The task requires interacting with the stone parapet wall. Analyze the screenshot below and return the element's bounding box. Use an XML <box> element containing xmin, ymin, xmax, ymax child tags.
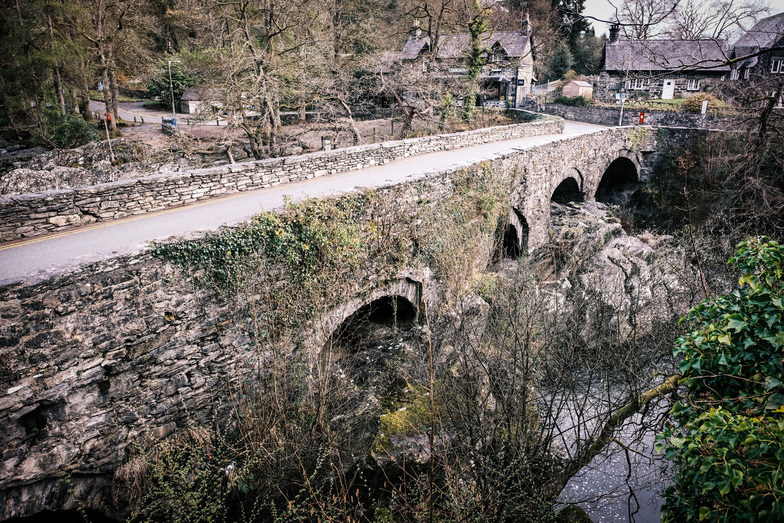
<box><xmin>0</xmin><ymin>126</ymin><xmax>685</xmax><ymax>520</ymax></box>
<box><xmin>0</xmin><ymin>119</ymin><xmax>563</xmax><ymax>243</ymax></box>
<box><xmin>537</xmin><ymin>103</ymin><xmax>748</xmax><ymax>129</ymax></box>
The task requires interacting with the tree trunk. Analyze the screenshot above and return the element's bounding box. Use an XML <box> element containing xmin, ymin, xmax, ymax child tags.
<box><xmin>338</xmin><ymin>99</ymin><xmax>363</xmax><ymax>145</ymax></box>
<box><xmin>47</xmin><ymin>13</ymin><xmax>66</xmax><ymax>116</ymax></box>
<box><xmin>79</xmin><ymin>63</ymin><xmax>91</xmax><ymax>119</ymax></box>
<box><xmin>107</xmin><ymin>45</ymin><xmax>120</xmax><ymax>124</ymax></box>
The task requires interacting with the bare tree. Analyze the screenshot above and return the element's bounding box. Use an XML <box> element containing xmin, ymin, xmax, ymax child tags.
<box><xmin>665</xmin><ymin>0</ymin><xmax>770</xmax><ymax>40</ymax></box>
<box><xmin>615</xmin><ymin>0</ymin><xmax>678</xmax><ymax>39</ymax></box>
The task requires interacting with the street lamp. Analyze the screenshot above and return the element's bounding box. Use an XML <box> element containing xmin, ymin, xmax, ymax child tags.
<box><xmin>168</xmin><ymin>60</ymin><xmax>182</xmax><ymax>124</ymax></box>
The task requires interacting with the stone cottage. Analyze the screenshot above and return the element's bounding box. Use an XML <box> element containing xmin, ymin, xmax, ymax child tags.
<box><xmin>729</xmin><ymin>12</ymin><xmax>784</xmax><ymax>82</ymax></box>
<box><xmin>398</xmin><ymin>18</ymin><xmax>535</xmax><ymax>108</ymax></box>
<box><xmin>599</xmin><ymin>25</ymin><xmax>730</xmax><ymax>100</ymax></box>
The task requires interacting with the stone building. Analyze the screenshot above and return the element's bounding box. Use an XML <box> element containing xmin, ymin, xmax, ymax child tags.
<box><xmin>730</xmin><ymin>13</ymin><xmax>784</xmax><ymax>80</ymax></box>
<box><xmin>397</xmin><ymin>18</ymin><xmax>535</xmax><ymax>108</ymax></box>
<box><xmin>599</xmin><ymin>25</ymin><xmax>730</xmax><ymax>100</ymax></box>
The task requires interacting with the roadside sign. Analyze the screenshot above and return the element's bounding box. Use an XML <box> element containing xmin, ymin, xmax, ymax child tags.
<box><xmin>701</xmin><ymin>100</ymin><xmax>709</xmax><ymax>115</ymax></box>
<box><xmin>639</xmin><ymin>112</ymin><xmax>645</xmax><ymax>124</ymax></box>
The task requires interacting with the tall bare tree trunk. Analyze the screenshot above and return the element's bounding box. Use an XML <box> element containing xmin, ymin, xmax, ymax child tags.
<box><xmin>95</xmin><ymin>0</ymin><xmax>115</xmax><ymax>130</ymax></box>
<box><xmin>47</xmin><ymin>13</ymin><xmax>66</xmax><ymax>116</ymax></box>
<box><xmin>108</xmin><ymin>45</ymin><xmax>120</xmax><ymax>123</ymax></box>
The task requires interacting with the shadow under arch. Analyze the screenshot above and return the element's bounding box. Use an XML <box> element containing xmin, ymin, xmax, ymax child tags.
<box><xmin>503</xmin><ymin>208</ymin><xmax>529</xmax><ymax>259</ymax></box>
<box><xmin>322</xmin><ymin>295</ymin><xmax>419</xmax><ymax>385</ymax></box>
<box><xmin>595</xmin><ymin>157</ymin><xmax>640</xmax><ymax>205</ymax></box>
<box><xmin>551</xmin><ymin>177</ymin><xmax>584</xmax><ymax>204</ymax></box>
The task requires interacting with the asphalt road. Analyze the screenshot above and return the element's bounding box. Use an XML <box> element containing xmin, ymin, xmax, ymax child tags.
<box><xmin>0</xmin><ymin>120</ymin><xmax>606</xmax><ymax>285</ymax></box>
<box><xmin>89</xmin><ymin>100</ymin><xmax>228</xmax><ymax>125</ymax></box>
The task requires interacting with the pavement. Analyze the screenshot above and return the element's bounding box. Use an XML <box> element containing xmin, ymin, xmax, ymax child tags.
<box><xmin>89</xmin><ymin>100</ymin><xmax>227</xmax><ymax>126</ymax></box>
<box><xmin>0</xmin><ymin>120</ymin><xmax>607</xmax><ymax>286</ymax></box>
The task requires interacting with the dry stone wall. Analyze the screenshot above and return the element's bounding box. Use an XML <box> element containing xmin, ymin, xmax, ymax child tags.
<box><xmin>537</xmin><ymin>103</ymin><xmax>748</xmax><ymax>129</ymax></box>
<box><xmin>0</xmin><ymin>166</ymin><xmax>470</xmax><ymax>521</ymax></box>
<box><xmin>0</xmin><ymin>119</ymin><xmax>562</xmax><ymax>243</ymax></box>
<box><xmin>0</xmin><ymin>126</ymin><xmax>685</xmax><ymax>520</ymax></box>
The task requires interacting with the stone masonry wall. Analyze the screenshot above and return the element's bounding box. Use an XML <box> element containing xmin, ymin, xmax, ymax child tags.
<box><xmin>0</xmin><ymin>119</ymin><xmax>563</xmax><ymax>243</ymax></box>
<box><xmin>0</xmin><ymin>126</ymin><xmax>681</xmax><ymax>520</ymax></box>
<box><xmin>537</xmin><ymin>103</ymin><xmax>748</xmax><ymax>129</ymax></box>
<box><xmin>0</xmin><ymin>174</ymin><xmax>458</xmax><ymax>520</ymax></box>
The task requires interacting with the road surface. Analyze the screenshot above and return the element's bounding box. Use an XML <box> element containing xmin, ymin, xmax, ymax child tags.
<box><xmin>0</xmin><ymin>121</ymin><xmax>606</xmax><ymax>285</ymax></box>
<box><xmin>89</xmin><ymin>100</ymin><xmax>227</xmax><ymax>125</ymax></box>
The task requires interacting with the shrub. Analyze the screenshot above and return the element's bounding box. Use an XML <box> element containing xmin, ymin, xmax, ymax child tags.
<box><xmin>681</xmin><ymin>93</ymin><xmax>719</xmax><ymax>114</ymax></box>
<box><xmin>657</xmin><ymin>237</ymin><xmax>784</xmax><ymax>522</ymax></box>
<box><xmin>553</xmin><ymin>95</ymin><xmax>589</xmax><ymax>107</ymax></box>
<box><xmin>32</xmin><ymin>113</ymin><xmax>100</xmax><ymax>149</ymax></box>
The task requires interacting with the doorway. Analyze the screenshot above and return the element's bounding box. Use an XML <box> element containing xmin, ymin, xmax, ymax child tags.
<box><xmin>661</xmin><ymin>79</ymin><xmax>675</xmax><ymax>99</ymax></box>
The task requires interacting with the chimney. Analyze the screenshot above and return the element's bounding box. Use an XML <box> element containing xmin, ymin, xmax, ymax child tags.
<box><xmin>521</xmin><ymin>11</ymin><xmax>531</xmax><ymax>37</ymax></box>
<box><xmin>609</xmin><ymin>24</ymin><xmax>620</xmax><ymax>44</ymax></box>
<box><xmin>412</xmin><ymin>19</ymin><xmax>422</xmax><ymax>38</ymax></box>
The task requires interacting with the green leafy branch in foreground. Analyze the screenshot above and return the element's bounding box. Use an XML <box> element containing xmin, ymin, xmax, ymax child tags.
<box><xmin>658</xmin><ymin>237</ymin><xmax>784</xmax><ymax>522</ymax></box>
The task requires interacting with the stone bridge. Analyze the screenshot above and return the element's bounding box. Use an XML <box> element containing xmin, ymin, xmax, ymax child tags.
<box><xmin>0</xmin><ymin>124</ymin><xmax>681</xmax><ymax>520</ymax></box>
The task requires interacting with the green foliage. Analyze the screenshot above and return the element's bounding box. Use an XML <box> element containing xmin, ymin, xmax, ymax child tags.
<box><xmin>32</xmin><ymin>112</ymin><xmax>100</xmax><ymax>149</ymax></box>
<box><xmin>122</xmin><ymin>428</ymin><xmax>231</xmax><ymax>523</ymax></box>
<box><xmin>552</xmin><ymin>95</ymin><xmax>589</xmax><ymax>107</ymax></box>
<box><xmin>438</xmin><ymin>93</ymin><xmax>457</xmax><ymax>130</ymax></box>
<box><xmin>153</xmin><ymin>196</ymin><xmax>366</xmax><ymax>295</ymax></box>
<box><xmin>570</xmin><ymin>27</ymin><xmax>604</xmax><ymax>76</ymax></box>
<box><xmin>681</xmin><ymin>93</ymin><xmax>720</xmax><ymax>114</ymax></box>
<box><xmin>373</xmin><ymin>383</ymin><xmax>432</xmax><ymax>454</ymax></box>
<box><xmin>465</xmin><ymin>0</ymin><xmax>490</xmax><ymax>81</ymax></box>
<box><xmin>548</xmin><ymin>41</ymin><xmax>574</xmax><ymax>80</ymax></box>
<box><xmin>658</xmin><ymin>238</ymin><xmax>784</xmax><ymax>522</ymax></box>
<box><xmin>146</xmin><ymin>60</ymin><xmax>196</xmax><ymax>114</ymax></box>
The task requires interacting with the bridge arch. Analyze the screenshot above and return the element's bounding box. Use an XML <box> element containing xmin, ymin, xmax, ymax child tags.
<box><xmin>551</xmin><ymin>176</ymin><xmax>584</xmax><ymax>204</ymax></box>
<box><xmin>307</xmin><ymin>273</ymin><xmax>436</xmax><ymax>356</ymax></box>
<box><xmin>595</xmin><ymin>157</ymin><xmax>640</xmax><ymax>205</ymax></box>
<box><xmin>503</xmin><ymin>208</ymin><xmax>529</xmax><ymax>258</ymax></box>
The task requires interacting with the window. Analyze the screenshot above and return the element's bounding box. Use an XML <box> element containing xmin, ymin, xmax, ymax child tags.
<box><xmin>687</xmin><ymin>79</ymin><xmax>700</xmax><ymax>91</ymax></box>
<box><xmin>772</xmin><ymin>59</ymin><xmax>784</xmax><ymax>74</ymax></box>
<box><xmin>422</xmin><ymin>59</ymin><xmax>429</xmax><ymax>73</ymax></box>
<box><xmin>730</xmin><ymin>68</ymin><xmax>739</xmax><ymax>80</ymax></box>
<box><xmin>626</xmin><ymin>78</ymin><xmax>650</xmax><ymax>90</ymax></box>
<box><xmin>744</xmin><ymin>68</ymin><xmax>750</xmax><ymax>79</ymax></box>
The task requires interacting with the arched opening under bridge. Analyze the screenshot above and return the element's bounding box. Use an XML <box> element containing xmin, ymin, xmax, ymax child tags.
<box><xmin>323</xmin><ymin>296</ymin><xmax>418</xmax><ymax>386</ymax></box>
<box><xmin>551</xmin><ymin>177</ymin><xmax>584</xmax><ymax>204</ymax></box>
<box><xmin>595</xmin><ymin>157</ymin><xmax>640</xmax><ymax>205</ymax></box>
<box><xmin>502</xmin><ymin>208</ymin><xmax>529</xmax><ymax>259</ymax></box>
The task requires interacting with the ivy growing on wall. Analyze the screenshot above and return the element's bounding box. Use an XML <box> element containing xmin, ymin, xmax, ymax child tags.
<box><xmin>657</xmin><ymin>237</ymin><xmax>784</xmax><ymax>522</ymax></box>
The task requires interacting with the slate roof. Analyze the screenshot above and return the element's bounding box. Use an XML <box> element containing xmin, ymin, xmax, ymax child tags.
<box><xmin>400</xmin><ymin>31</ymin><xmax>530</xmax><ymax>60</ymax></box>
<box><xmin>732</xmin><ymin>12</ymin><xmax>784</xmax><ymax>51</ymax></box>
<box><xmin>604</xmin><ymin>39</ymin><xmax>730</xmax><ymax>72</ymax></box>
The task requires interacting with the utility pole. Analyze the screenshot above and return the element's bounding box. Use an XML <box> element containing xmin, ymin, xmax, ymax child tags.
<box><xmin>168</xmin><ymin>60</ymin><xmax>182</xmax><ymax>125</ymax></box>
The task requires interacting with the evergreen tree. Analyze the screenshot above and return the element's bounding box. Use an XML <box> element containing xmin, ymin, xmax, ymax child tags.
<box><xmin>548</xmin><ymin>40</ymin><xmax>574</xmax><ymax>80</ymax></box>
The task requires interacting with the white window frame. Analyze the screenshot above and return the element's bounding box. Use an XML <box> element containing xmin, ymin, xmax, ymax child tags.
<box><xmin>744</xmin><ymin>68</ymin><xmax>750</xmax><ymax>79</ymax></box>
<box><xmin>772</xmin><ymin>59</ymin><xmax>783</xmax><ymax>74</ymax></box>
<box><xmin>730</xmin><ymin>68</ymin><xmax>739</xmax><ymax>80</ymax></box>
<box><xmin>686</xmin><ymin>79</ymin><xmax>700</xmax><ymax>91</ymax></box>
<box><xmin>626</xmin><ymin>78</ymin><xmax>650</xmax><ymax>90</ymax></box>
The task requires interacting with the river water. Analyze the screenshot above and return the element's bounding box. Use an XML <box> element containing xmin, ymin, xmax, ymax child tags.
<box><xmin>560</xmin><ymin>407</ymin><xmax>670</xmax><ymax>522</ymax></box>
